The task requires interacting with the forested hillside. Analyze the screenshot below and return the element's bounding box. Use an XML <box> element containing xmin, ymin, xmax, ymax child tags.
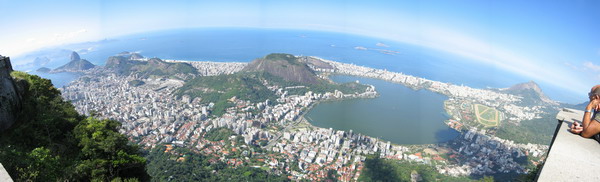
<box><xmin>0</xmin><ymin>71</ymin><xmax>148</xmax><ymax>181</ymax></box>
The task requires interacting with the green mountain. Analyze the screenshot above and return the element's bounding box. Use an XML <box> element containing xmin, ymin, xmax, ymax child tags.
<box><xmin>500</xmin><ymin>81</ymin><xmax>554</xmax><ymax>105</ymax></box>
<box><xmin>105</xmin><ymin>53</ymin><xmax>197</xmax><ymax>78</ymax></box>
<box><xmin>242</xmin><ymin>53</ymin><xmax>322</xmax><ymax>84</ymax></box>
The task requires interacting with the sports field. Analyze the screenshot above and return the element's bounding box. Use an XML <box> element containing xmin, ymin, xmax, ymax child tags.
<box><xmin>474</xmin><ymin>104</ymin><xmax>499</xmax><ymax>127</ymax></box>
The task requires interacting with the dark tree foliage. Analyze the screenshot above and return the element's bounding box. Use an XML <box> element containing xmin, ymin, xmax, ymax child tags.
<box><xmin>73</xmin><ymin>117</ymin><xmax>148</xmax><ymax>180</ymax></box>
<box><xmin>359</xmin><ymin>153</ymin><xmax>475</xmax><ymax>182</ymax></box>
<box><xmin>146</xmin><ymin>145</ymin><xmax>290</xmax><ymax>182</ymax></box>
<box><xmin>204</xmin><ymin>127</ymin><xmax>235</xmax><ymax>142</ymax></box>
<box><xmin>0</xmin><ymin>71</ymin><xmax>148</xmax><ymax>181</ymax></box>
<box><xmin>496</xmin><ymin>111</ymin><xmax>557</xmax><ymax>145</ymax></box>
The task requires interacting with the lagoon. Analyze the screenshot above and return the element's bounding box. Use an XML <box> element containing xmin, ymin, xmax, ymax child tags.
<box><xmin>305</xmin><ymin>75</ymin><xmax>459</xmax><ymax>145</ymax></box>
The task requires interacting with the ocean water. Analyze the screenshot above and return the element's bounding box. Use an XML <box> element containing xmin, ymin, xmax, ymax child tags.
<box><xmin>31</xmin><ymin>71</ymin><xmax>81</xmax><ymax>89</ymax></box>
<box><xmin>13</xmin><ymin>28</ymin><xmax>537</xmax><ymax>144</ymax></box>
<box><xmin>306</xmin><ymin>75</ymin><xmax>459</xmax><ymax>144</ymax></box>
<box><xmin>17</xmin><ymin>28</ymin><xmax>529</xmax><ymax>90</ymax></box>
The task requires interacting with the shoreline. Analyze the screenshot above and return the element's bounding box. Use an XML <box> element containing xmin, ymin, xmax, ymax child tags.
<box><xmin>58</xmin><ymin>54</ymin><xmax>548</xmax><ymax>179</ymax></box>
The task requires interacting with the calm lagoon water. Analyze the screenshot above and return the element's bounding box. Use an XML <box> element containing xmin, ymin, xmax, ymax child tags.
<box><xmin>305</xmin><ymin>75</ymin><xmax>459</xmax><ymax>145</ymax></box>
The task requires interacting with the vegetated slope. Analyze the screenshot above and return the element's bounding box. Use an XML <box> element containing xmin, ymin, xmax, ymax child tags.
<box><xmin>359</xmin><ymin>153</ymin><xmax>476</xmax><ymax>182</ymax></box>
<box><xmin>146</xmin><ymin>144</ymin><xmax>290</xmax><ymax>181</ymax></box>
<box><xmin>0</xmin><ymin>71</ymin><xmax>148</xmax><ymax>181</ymax></box>
<box><xmin>105</xmin><ymin>53</ymin><xmax>197</xmax><ymax>78</ymax></box>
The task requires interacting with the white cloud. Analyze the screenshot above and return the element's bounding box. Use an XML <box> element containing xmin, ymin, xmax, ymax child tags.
<box><xmin>404</xmin><ymin>27</ymin><xmax>589</xmax><ymax>96</ymax></box>
<box><xmin>51</xmin><ymin>29</ymin><xmax>88</xmax><ymax>42</ymax></box>
<box><xmin>583</xmin><ymin>61</ymin><xmax>600</xmax><ymax>72</ymax></box>
<box><xmin>1</xmin><ymin>29</ymin><xmax>90</xmax><ymax>57</ymax></box>
<box><xmin>376</xmin><ymin>42</ymin><xmax>389</xmax><ymax>47</ymax></box>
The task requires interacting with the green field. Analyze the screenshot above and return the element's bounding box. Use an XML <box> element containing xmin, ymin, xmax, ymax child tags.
<box><xmin>474</xmin><ymin>104</ymin><xmax>499</xmax><ymax>127</ymax></box>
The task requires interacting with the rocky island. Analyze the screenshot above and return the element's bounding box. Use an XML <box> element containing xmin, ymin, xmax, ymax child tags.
<box><xmin>50</xmin><ymin>51</ymin><xmax>96</xmax><ymax>73</ymax></box>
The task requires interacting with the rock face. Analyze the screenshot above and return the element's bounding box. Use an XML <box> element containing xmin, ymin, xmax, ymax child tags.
<box><xmin>242</xmin><ymin>53</ymin><xmax>321</xmax><ymax>84</ymax></box>
<box><xmin>51</xmin><ymin>51</ymin><xmax>95</xmax><ymax>73</ymax></box>
<box><xmin>0</xmin><ymin>55</ymin><xmax>21</xmax><ymax>131</ymax></box>
<box><xmin>70</xmin><ymin>51</ymin><xmax>80</xmax><ymax>62</ymax></box>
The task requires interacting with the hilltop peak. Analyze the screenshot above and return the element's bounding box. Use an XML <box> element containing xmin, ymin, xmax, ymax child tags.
<box><xmin>52</xmin><ymin>52</ymin><xmax>95</xmax><ymax>73</ymax></box>
<box><xmin>264</xmin><ymin>53</ymin><xmax>297</xmax><ymax>61</ymax></box>
<box><xmin>70</xmin><ymin>51</ymin><xmax>80</xmax><ymax>61</ymax></box>
<box><xmin>504</xmin><ymin>81</ymin><xmax>554</xmax><ymax>104</ymax></box>
<box><xmin>242</xmin><ymin>53</ymin><xmax>320</xmax><ymax>84</ymax></box>
<box><xmin>508</xmin><ymin>81</ymin><xmax>541</xmax><ymax>92</ymax></box>
<box><xmin>52</xmin><ymin>59</ymin><xmax>95</xmax><ymax>73</ymax></box>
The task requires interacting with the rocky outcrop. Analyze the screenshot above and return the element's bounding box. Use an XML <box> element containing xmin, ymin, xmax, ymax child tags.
<box><xmin>0</xmin><ymin>55</ymin><xmax>22</xmax><ymax>131</ymax></box>
<box><xmin>51</xmin><ymin>51</ymin><xmax>95</xmax><ymax>73</ymax></box>
<box><xmin>70</xmin><ymin>51</ymin><xmax>80</xmax><ymax>62</ymax></box>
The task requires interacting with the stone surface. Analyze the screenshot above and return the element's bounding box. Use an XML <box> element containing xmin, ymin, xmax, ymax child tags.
<box><xmin>0</xmin><ymin>55</ymin><xmax>21</xmax><ymax>131</ymax></box>
<box><xmin>0</xmin><ymin>163</ymin><xmax>13</xmax><ymax>182</ymax></box>
<box><xmin>537</xmin><ymin>108</ymin><xmax>600</xmax><ymax>181</ymax></box>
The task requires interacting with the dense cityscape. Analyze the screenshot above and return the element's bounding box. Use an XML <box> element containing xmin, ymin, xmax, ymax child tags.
<box><xmin>2</xmin><ymin>1</ymin><xmax>597</xmax><ymax>181</ymax></box>
<box><xmin>59</xmin><ymin>54</ymin><xmax>548</xmax><ymax>181</ymax></box>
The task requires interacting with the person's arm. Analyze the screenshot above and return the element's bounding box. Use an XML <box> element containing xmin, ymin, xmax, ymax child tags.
<box><xmin>582</xmin><ymin>98</ymin><xmax>600</xmax><ymax>138</ymax></box>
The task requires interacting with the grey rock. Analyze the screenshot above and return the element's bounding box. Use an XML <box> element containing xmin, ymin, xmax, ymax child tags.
<box><xmin>51</xmin><ymin>51</ymin><xmax>95</xmax><ymax>73</ymax></box>
<box><xmin>0</xmin><ymin>55</ymin><xmax>22</xmax><ymax>131</ymax></box>
<box><xmin>70</xmin><ymin>51</ymin><xmax>80</xmax><ymax>61</ymax></box>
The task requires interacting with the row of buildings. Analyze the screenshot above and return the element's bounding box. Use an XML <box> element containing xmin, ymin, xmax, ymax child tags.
<box><xmin>60</xmin><ymin>56</ymin><xmax>546</xmax><ymax>181</ymax></box>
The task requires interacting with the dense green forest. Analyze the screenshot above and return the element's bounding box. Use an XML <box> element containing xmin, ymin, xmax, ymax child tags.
<box><xmin>145</xmin><ymin>145</ymin><xmax>289</xmax><ymax>181</ymax></box>
<box><xmin>0</xmin><ymin>71</ymin><xmax>148</xmax><ymax>181</ymax></box>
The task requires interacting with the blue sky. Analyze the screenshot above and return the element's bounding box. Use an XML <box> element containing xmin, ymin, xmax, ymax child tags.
<box><xmin>1</xmin><ymin>0</ymin><xmax>599</xmax><ymax>103</ymax></box>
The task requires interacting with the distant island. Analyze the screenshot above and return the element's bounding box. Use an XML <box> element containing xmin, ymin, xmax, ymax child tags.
<box><xmin>35</xmin><ymin>67</ymin><xmax>51</xmax><ymax>73</ymax></box>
